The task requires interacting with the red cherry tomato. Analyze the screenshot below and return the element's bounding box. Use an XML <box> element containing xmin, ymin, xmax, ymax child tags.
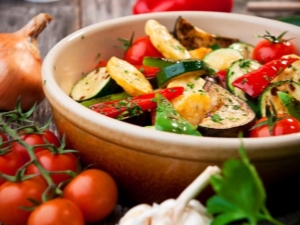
<box><xmin>250</xmin><ymin>114</ymin><xmax>300</xmax><ymax>137</ymax></box>
<box><xmin>253</xmin><ymin>34</ymin><xmax>298</xmax><ymax>64</ymax></box>
<box><xmin>11</xmin><ymin>133</ymin><xmax>46</xmax><ymax>162</ymax></box>
<box><xmin>26</xmin><ymin>150</ymin><xmax>78</xmax><ymax>185</ymax></box>
<box><xmin>0</xmin><ymin>131</ymin><xmax>8</xmax><ymax>144</ymax></box>
<box><xmin>11</xmin><ymin>130</ymin><xmax>60</xmax><ymax>162</ymax></box>
<box><xmin>0</xmin><ymin>150</ymin><xmax>25</xmax><ymax>185</ymax></box>
<box><xmin>0</xmin><ymin>177</ymin><xmax>47</xmax><ymax>225</ymax></box>
<box><xmin>27</xmin><ymin>198</ymin><xmax>85</xmax><ymax>225</ymax></box>
<box><xmin>41</xmin><ymin>129</ymin><xmax>60</xmax><ymax>148</ymax></box>
<box><xmin>123</xmin><ymin>36</ymin><xmax>163</xmax><ymax>65</ymax></box>
<box><xmin>63</xmin><ymin>169</ymin><xmax>118</xmax><ymax>223</ymax></box>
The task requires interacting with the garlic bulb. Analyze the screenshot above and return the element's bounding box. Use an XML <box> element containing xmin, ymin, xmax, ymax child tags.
<box><xmin>0</xmin><ymin>13</ymin><xmax>53</xmax><ymax>111</ymax></box>
<box><xmin>119</xmin><ymin>166</ymin><xmax>221</xmax><ymax>225</ymax></box>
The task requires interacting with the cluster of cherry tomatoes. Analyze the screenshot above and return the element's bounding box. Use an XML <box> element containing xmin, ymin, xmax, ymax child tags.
<box><xmin>0</xmin><ymin>129</ymin><xmax>118</xmax><ymax>225</ymax></box>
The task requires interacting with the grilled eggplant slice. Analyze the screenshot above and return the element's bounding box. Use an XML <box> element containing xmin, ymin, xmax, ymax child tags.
<box><xmin>198</xmin><ymin>80</ymin><xmax>256</xmax><ymax>137</ymax></box>
<box><xmin>174</xmin><ymin>16</ymin><xmax>239</xmax><ymax>50</ymax></box>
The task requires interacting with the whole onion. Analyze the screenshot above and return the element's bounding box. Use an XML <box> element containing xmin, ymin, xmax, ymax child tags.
<box><xmin>0</xmin><ymin>13</ymin><xmax>53</xmax><ymax>111</ymax></box>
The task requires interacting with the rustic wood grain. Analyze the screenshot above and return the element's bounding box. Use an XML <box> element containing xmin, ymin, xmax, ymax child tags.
<box><xmin>1</xmin><ymin>0</ymin><xmax>300</xmax><ymax>224</ymax></box>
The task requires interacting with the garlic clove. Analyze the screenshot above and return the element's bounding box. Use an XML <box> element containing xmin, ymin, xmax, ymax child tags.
<box><xmin>118</xmin><ymin>204</ymin><xmax>152</xmax><ymax>225</ymax></box>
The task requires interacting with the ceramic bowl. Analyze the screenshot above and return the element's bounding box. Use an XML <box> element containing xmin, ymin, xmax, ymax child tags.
<box><xmin>42</xmin><ymin>11</ymin><xmax>300</xmax><ymax>210</ymax></box>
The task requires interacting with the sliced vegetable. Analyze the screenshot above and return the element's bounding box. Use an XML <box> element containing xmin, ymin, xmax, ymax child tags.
<box><xmin>203</xmin><ymin>48</ymin><xmax>243</xmax><ymax>72</ymax></box>
<box><xmin>134</xmin><ymin>65</ymin><xmax>161</xmax><ymax>78</ymax></box>
<box><xmin>226</xmin><ymin>59</ymin><xmax>261</xmax><ymax>100</ymax></box>
<box><xmin>174</xmin><ymin>16</ymin><xmax>239</xmax><ymax>50</ymax></box>
<box><xmin>155</xmin><ymin>93</ymin><xmax>201</xmax><ymax>136</ymax></box>
<box><xmin>107</xmin><ymin>56</ymin><xmax>153</xmax><ymax>96</ymax></box>
<box><xmin>143</xmin><ymin>57</ymin><xmax>177</xmax><ymax>69</ymax></box>
<box><xmin>156</xmin><ymin>60</ymin><xmax>214</xmax><ymax>87</ymax></box>
<box><xmin>70</xmin><ymin>67</ymin><xmax>121</xmax><ymax>101</ymax></box>
<box><xmin>81</xmin><ymin>92</ymin><xmax>130</xmax><ymax>108</ymax></box>
<box><xmin>278</xmin><ymin>91</ymin><xmax>300</xmax><ymax>121</ymax></box>
<box><xmin>259</xmin><ymin>80</ymin><xmax>300</xmax><ymax>117</ymax></box>
<box><xmin>232</xmin><ymin>57</ymin><xmax>298</xmax><ymax>98</ymax></box>
<box><xmin>145</xmin><ymin>19</ymin><xmax>191</xmax><ymax>60</ymax></box>
<box><xmin>272</xmin><ymin>55</ymin><xmax>300</xmax><ymax>83</ymax></box>
<box><xmin>198</xmin><ymin>81</ymin><xmax>256</xmax><ymax>137</ymax></box>
<box><xmin>167</xmin><ymin>75</ymin><xmax>211</xmax><ymax>125</ymax></box>
<box><xmin>90</xmin><ymin>87</ymin><xmax>184</xmax><ymax>119</ymax></box>
<box><xmin>229</xmin><ymin>42</ymin><xmax>254</xmax><ymax>59</ymax></box>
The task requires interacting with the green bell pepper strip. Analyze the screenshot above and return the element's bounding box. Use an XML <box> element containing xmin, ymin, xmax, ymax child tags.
<box><xmin>155</xmin><ymin>93</ymin><xmax>202</xmax><ymax>136</ymax></box>
<box><xmin>90</xmin><ymin>87</ymin><xmax>184</xmax><ymax>119</ymax></box>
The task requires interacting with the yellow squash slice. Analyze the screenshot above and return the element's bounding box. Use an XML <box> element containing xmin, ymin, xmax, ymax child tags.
<box><xmin>145</xmin><ymin>19</ymin><xmax>191</xmax><ymax>60</ymax></box>
<box><xmin>107</xmin><ymin>57</ymin><xmax>153</xmax><ymax>96</ymax></box>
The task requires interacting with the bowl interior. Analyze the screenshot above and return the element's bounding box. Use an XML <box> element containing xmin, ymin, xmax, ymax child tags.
<box><xmin>42</xmin><ymin>11</ymin><xmax>300</xmax><ymax>161</ymax></box>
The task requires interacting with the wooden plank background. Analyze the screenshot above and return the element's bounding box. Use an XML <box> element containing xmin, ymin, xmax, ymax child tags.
<box><xmin>0</xmin><ymin>0</ymin><xmax>300</xmax><ymax>224</ymax></box>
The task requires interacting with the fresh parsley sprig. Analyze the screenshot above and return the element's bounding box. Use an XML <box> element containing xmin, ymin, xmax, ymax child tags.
<box><xmin>206</xmin><ymin>142</ymin><xmax>283</xmax><ymax>225</ymax></box>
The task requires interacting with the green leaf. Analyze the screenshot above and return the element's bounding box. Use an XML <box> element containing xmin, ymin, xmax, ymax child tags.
<box><xmin>207</xmin><ymin>143</ymin><xmax>283</xmax><ymax>225</ymax></box>
<box><xmin>278</xmin><ymin>91</ymin><xmax>300</xmax><ymax>121</ymax></box>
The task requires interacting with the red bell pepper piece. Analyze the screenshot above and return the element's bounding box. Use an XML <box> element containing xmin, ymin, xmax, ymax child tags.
<box><xmin>94</xmin><ymin>60</ymin><xmax>107</xmax><ymax>69</ymax></box>
<box><xmin>134</xmin><ymin>65</ymin><xmax>161</xmax><ymax>78</ymax></box>
<box><xmin>133</xmin><ymin>0</ymin><xmax>233</xmax><ymax>14</ymax></box>
<box><xmin>216</xmin><ymin>70</ymin><xmax>227</xmax><ymax>88</ymax></box>
<box><xmin>232</xmin><ymin>57</ymin><xmax>298</xmax><ymax>98</ymax></box>
<box><xmin>90</xmin><ymin>87</ymin><xmax>184</xmax><ymax>119</ymax></box>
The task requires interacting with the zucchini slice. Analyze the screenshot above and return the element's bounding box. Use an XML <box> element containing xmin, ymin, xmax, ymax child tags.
<box><xmin>259</xmin><ymin>80</ymin><xmax>300</xmax><ymax>117</ymax></box>
<box><xmin>227</xmin><ymin>59</ymin><xmax>261</xmax><ymax>100</ymax></box>
<box><xmin>145</xmin><ymin>19</ymin><xmax>191</xmax><ymax>60</ymax></box>
<box><xmin>107</xmin><ymin>57</ymin><xmax>153</xmax><ymax>97</ymax></box>
<box><xmin>203</xmin><ymin>48</ymin><xmax>243</xmax><ymax>72</ymax></box>
<box><xmin>198</xmin><ymin>80</ymin><xmax>256</xmax><ymax>137</ymax></box>
<box><xmin>174</xmin><ymin>16</ymin><xmax>239</xmax><ymax>49</ymax></box>
<box><xmin>81</xmin><ymin>92</ymin><xmax>130</xmax><ymax>108</ymax></box>
<box><xmin>70</xmin><ymin>67</ymin><xmax>121</xmax><ymax>102</ymax></box>
<box><xmin>142</xmin><ymin>57</ymin><xmax>178</xmax><ymax>69</ymax></box>
<box><xmin>156</xmin><ymin>60</ymin><xmax>214</xmax><ymax>87</ymax></box>
<box><xmin>229</xmin><ymin>42</ymin><xmax>254</xmax><ymax>59</ymax></box>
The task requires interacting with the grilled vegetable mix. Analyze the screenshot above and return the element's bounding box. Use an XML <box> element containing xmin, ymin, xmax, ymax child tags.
<box><xmin>70</xmin><ymin>16</ymin><xmax>300</xmax><ymax>138</ymax></box>
<box><xmin>0</xmin><ymin>103</ymin><xmax>118</xmax><ymax>225</ymax></box>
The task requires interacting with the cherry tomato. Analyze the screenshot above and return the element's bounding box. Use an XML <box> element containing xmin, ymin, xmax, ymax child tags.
<box><xmin>0</xmin><ymin>177</ymin><xmax>47</xmax><ymax>225</ymax></box>
<box><xmin>252</xmin><ymin>34</ymin><xmax>298</xmax><ymax>64</ymax></box>
<box><xmin>123</xmin><ymin>36</ymin><xmax>163</xmax><ymax>65</ymax></box>
<box><xmin>27</xmin><ymin>198</ymin><xmax>85</xmax><ymax>225</ymax></box>
<box><xmin>41</xmin><ymin>129</ymin><xmax>60</xmax><ymax>148</ymax></box>
<box><xmin>26</xmin><ymin>150</ymin><xmax>78</xmax><ymax>185</ymax></box>
<box><xmin>0</xmin><ymin>150</ymin><xmax>25</xmax><ymax>185</ymax></box>
<box><xmin>63</xmin><ymin>169</ymin><xmax>118</xmax><ymax>223</ymax></box>
<box><xmin>250</xmin><ymin>114</ymin><xmax>300</xmax><ymax>137</ymax></box>
<box><xmin>11</xmin><ymin>133</ymin><xmax>46</xmax><ymax>162</ymax></box>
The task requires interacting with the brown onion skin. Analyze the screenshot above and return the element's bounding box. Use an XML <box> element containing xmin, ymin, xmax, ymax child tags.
<box><xmin>0</xmin><ymin>13</ymin><xmax>53</xmax><ymax>111</ymax></box>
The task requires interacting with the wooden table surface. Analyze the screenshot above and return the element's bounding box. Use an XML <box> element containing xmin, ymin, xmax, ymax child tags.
<box><xmin>1</xmin><ymin>0</ymin><xmax>300</xmax><ymax>224</ymax></box>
